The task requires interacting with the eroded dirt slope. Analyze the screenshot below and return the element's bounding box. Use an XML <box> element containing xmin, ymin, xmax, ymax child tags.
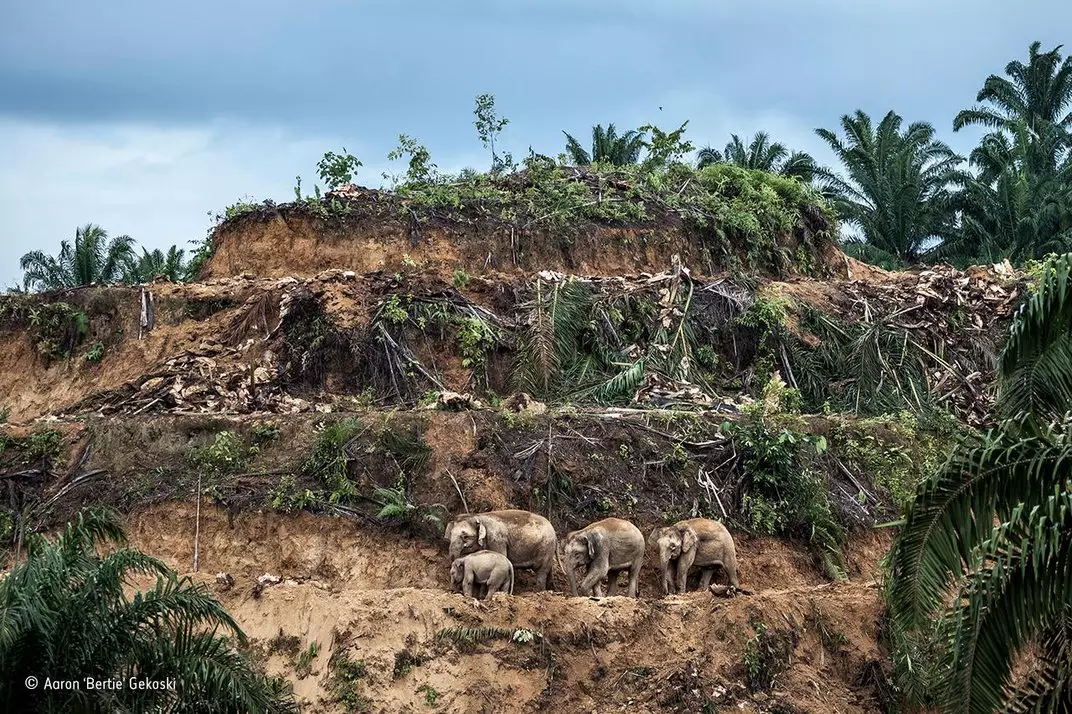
<box><xmin>125</xmin><ymin>503</ymin><xmax>891</xmax><ymax>714</ymax></box>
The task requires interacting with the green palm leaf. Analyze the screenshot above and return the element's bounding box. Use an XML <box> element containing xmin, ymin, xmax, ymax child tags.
<box><xmin>998</xmin><ymin>253</ymin><xmax>1072</xmax><ymax>429</ymax></box>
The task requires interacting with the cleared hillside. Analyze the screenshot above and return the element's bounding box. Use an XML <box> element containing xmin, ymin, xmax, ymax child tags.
<box><xmin>0</xmin><ymin>176</ymin><xmax>1028</xmax><ymax>713</ymax></box>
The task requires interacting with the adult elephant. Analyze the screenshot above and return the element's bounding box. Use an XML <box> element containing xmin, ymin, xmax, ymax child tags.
<box><xmin>445</xmin><ymin>510</ymin><xmax>557</xmax><ymax>591</ymax></box>
<box><xmin>563</xmin><ymin>518</ymin><xmax>645</xmax><ymax>598</ymax></box>
<box><xmin>648</xmin><ymin>518</ymin><xmax>739</xmax><ymax>595</ymax></box>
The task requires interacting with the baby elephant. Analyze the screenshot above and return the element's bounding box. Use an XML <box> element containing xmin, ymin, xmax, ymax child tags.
<box><xmin>450</xmin><ymin>550</ymin><xmax>515</xmax><ymax>600</ymax></box>
<box><xmin>563</xmin><ymin>518</ymin><xmax>645</xmax><ymax>598</ymax></box>
<box><xmin>649</xmin><ymin>518</ymin><xmax>740</xmax><ymax>595</ymax></box>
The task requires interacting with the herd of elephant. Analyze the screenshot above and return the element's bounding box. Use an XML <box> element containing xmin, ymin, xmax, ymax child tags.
<box><xmin>446</xmin><ymin>509</ymin><xmax>740</xmax><ymax>600</ymax></box>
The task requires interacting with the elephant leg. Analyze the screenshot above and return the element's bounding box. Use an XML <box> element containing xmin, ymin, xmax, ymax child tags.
<box><xmin>698</xmin><ymin>567</ymin><xmax>714</xmax><ymax>590</ymax></box>
<box><xmin>579</xmin><ymin>564</ymin><xmax>608</xmax><ymax>596</ymax></box>
<box><xmin>537</xmin><ymin>552</ymin><xmax>554</xmax><ymax>591</ymax></box>
<box><xmin>606</xmin><ymin>570</ymin><xmax>620</xmax><ymax>596</ymax></box>
<box><xmin>593</xmin><ymin>580</ymin><xmax>606</xmax><ymax>597</ymax></box>
<box><xmin>627</xmin><ymin>557</ymin><xmax>643</xmax><ymax>598</ymax></box>
<box><xmin>463</xmin><ymin>571</ymin><xmax>475</xmax><ymax>599</ymax></box>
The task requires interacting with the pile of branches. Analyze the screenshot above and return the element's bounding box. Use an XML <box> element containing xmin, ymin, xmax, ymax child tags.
<box><xmin>62</xmin><ymin>345</ymin><xmax>311</xmax><ymax>416</ymax></box>
<box><xmin>825</xmin><ymin>264</ymin><xmax>1022</xmax><ymax>425</ymax></box>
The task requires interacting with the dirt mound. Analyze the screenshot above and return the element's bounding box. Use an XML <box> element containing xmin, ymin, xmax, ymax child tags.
<box><xmin>199</xmin><ymin>168</ymin><xmax>843</xmax><ymax>282</ymax></box>
<box><xmin>122</xmin><ymin>503</ymin><xmax>889</xmax><ymax>714</ymax></box>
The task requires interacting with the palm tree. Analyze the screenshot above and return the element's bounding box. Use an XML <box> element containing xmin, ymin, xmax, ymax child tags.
<box><xmin>815</xmin><ymin>110</ymin><xmax>965</xmax><ymax>264</ymax></box>
<box><xmin>954</xmin><ymin>41</ymin><xmax>1072</xmax><ymax>176</ymax></box>
<box><xmin>949</xmin><ymin>43</ymin><xmax>1072</xmax><ymax>264</ymax></box>
<box><xmin>0</xmin><ymin>507</ymin><xmax>298</xmax><ymax>713</ymax></box>
<box><xmin>886</xmin><ymin>252</ymin><xmax>1072</xmax><ymax>712</ymax></box>
<box><xmin>696</xmin><ymin>131</ymin><xmax>817</xmax><ymax>182</ymax></box>
<box><xmin>938</xmin><ymin>121</ymin><xmax>1072</xmax><ymax>263</ymax></box>
<box><xmin>562</xmin><ymin>124</ymin><xmax>646</xmax><ymax>166</ymax></box>
<box><xmin>20</xmin><ymin>224</ymin><xmax>136</xmax><ymax>292</ymax></box>
<box><xmin>124</xmin><ymin>246</ymin><xmax>190</xmax><ymax>283</ymax></box>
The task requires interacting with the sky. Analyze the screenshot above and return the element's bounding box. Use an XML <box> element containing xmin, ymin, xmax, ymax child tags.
<box><xmin>0</xmin><ymin>0</ymin><xmax>1068</xmax><ymax>287</ymax></box>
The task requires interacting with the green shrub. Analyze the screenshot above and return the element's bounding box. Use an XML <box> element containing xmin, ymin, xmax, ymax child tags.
<box><xmin>267</xmin><ymin>475</ymin><xmax>319</xmax><ymax>513</ymax></box>
<box><xmin>27</xmin><ymin>302</ymin><xmax>88</xmax><ymax>360</ymax></box>
<box><xmin>743</xmin><ymin>619</ymin><xmax>794</xmax><ymax>692</ymax></box>
<box><xmin>726</xmin><ymin>404</ymin><xmax>846</xmax><ymax>577</ymax></box>
<box><xmin>251</xmin><ymin>420</ymin><xmax>281</xmax><ymax>444</ymax></box>
<box><xmin>84</xmin><ymin>341</ymin><xmax>105</xmax><ymax>363</ymax></box>
<box><xmin>188</xmin><ymin>431</ymin><xmax>249</xmax><ymax>477</ymax></box>
<box><xmin>26</xmin><ymin>429</ymin><xmax>62</xmax><ymax>463</ymax></box>
<box><xmin>328</xmin><ymin>650</ymin><xmax>370</xmax><ymax>712</ymax></box>
<box><xmin>302</xmin><ymin>418</ymin><xmax>364</xmax><ymax>503</ymax></box>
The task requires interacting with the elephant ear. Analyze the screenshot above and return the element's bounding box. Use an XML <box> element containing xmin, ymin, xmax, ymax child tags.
<box><xmin>477</xmin><ymin>522</ymin><xmax>488</xmax><ymax>549</ymax></box>
<box><xmin>444</xmin><ymin>521</ymin><xmax>454</xmax><ymax>541</ymax></box>
<box><xmin>450</xmin><ymin>559</ymin><xmax>463</xmax><ymax>581</ymax></box>
<box><xmin>680</xmin><ymin>526</ymin><xmax>699</xmax><ymax>554</ymax></box>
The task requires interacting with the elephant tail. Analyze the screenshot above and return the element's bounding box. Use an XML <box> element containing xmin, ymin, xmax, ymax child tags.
<box><xmin>508</xmin><ymin>561</ymin><xmax>515</xmax><ymax>595</ymax></box>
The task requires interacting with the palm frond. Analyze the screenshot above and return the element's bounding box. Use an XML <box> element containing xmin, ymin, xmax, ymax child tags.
<box><xmin>886</xmin><ymin>435</ymin><xmax>1072</xmax><ymax>632</ymax></box>
<box><xmin>943</xmin><ymin>490</ymin><xmax>1072</xmax><ymax>714</ymax></box>
<box><xmin>998</xmin><ymin>253</ymin><xmax>1072</xmax><ymax>429</ymax></box>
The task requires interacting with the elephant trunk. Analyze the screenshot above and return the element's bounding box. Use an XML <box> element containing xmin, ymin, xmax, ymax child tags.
<box><xmin>658</xmin><ymin>551</ymin><xmax>674</xmax><ymax>593</ymax></box>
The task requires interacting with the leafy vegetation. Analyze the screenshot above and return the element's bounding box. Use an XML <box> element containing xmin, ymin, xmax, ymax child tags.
<box><xmin>124</xmin><ymin>246</ymin><xmax>190</xmax><ymax>283</ymax></box>
<box><xmin>697</xmin><ymin>131</ymin><xmax>817</xmax><ymax>182</ymax></box>
<box><xmin>19</xmin><ymin>224</ymin><xmax>136</xmax><ymax>292</ymax></box>
<box><xmin>18</xmin><ymin>223</ymin><xmax>198</xmax><ymax>291</ymax></box>
<box><xmin>725</xmin><ymin>382</ymin><xmax>846</xmax><ymax>577</ymax></box>
<box><xmin>562</xmin><ymin>123</ymin><xmax>646</xmax><ymax>166</ymax></box>
<box><xmin>0</xmin><ymin>508</ymin><xmax>297</xmax><ymax>713</ymax></box>
<box><xmin>743</xmin><ymin>618</ymin><xmax>795</xmax><ymax>693</ymax></box>
<box><xmin>815</xmin><ymin>110</ymin><xmax>964</xmax><ymax>265</ymax></box>
<box><xmin>886</xmin><ymin>252</ymin><xmax>1072</xmax><ymax>711</ymax></box>
<box><xmin>299</xmin><ymin>417</ymin><xmax>364</xmax><ymax>504</ymax></box>
<box><xmin>188</xmin><ymin>430</ymin><xmax>252</xmax><ymax>479</ymax></box>
<box><xmin>328</xmin><ymin>650</ymin><xmax>371</xmax><ymax>713</ymax></box>
<box><xmin>25</xmin><ymin>301</ymin><xmax>88</xmax><ymax>361</ymax></box>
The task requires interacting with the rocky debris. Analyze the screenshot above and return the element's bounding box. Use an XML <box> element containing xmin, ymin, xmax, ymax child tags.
<box><xmin>251</xmin><ymin>572</ymin><xmax>283</xmax><ymax>599</ymax></box>
<box><xmin>634</xmin><ymin>372</ymin><xmax>746</xmax><ymax>412</ymax></box>
<box><xmin>215</xmin><ymin>572</ymin><xmax>235</xmax><ymax>591</ymax></box>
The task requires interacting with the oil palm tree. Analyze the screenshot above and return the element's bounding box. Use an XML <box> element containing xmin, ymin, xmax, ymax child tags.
<box><xmin>886</xmin><ymin>252</ymin><xmax>1072</xmax><ymax>712</ymax></box>
<box><xmin>954</xmin><ymin>42</ymin><xmax>1072</xmax><ymax>175</ymax></box>
<box><xmin>0</xmin><ymin>507</ymin><xmax>298</xmax><ymax>713</ymax></box>
<box><xmin>937</xmin><ymin>121</ymin><xmax>1072</xmax><ymax>263</ymax></box>
<box><xmin>20</xmin><ymin>224</ymin><xmax>136</xmax><ymax>292</ymax></box>
<box><xmin>950</xmin><ymin>43</ymin><xmax>1072</xmax><ymax>264</ymax></box>
<box><xmin>124</xmin><ymin>246</ymin><xmax>190</xmax><ymax>283</ymax></box>
<box><xmin>815</xmin><ymin>110</ymin><xmax>965</xmax><ymax>264</ymax></box>
<box><xmin>562</xmin><ymin>123</ymin><xmax>646</xmax><ymax>166</ymax></box>
<box><xmin>696</xmin><ymin>131</ymin><xmax>817</xmax><ymax>182</ymax></box>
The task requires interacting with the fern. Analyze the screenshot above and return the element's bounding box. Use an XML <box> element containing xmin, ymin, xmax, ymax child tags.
<box><xmin>374</xmin><ymin>487</ymin><xmax>413</xmax><ymax>519</ymax></box>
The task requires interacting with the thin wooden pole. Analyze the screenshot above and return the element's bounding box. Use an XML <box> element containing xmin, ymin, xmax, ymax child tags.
<box><xmin>193</xmin><ymin>474</ymin><xmax>202</xmax><ymax>573</ymax></box>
